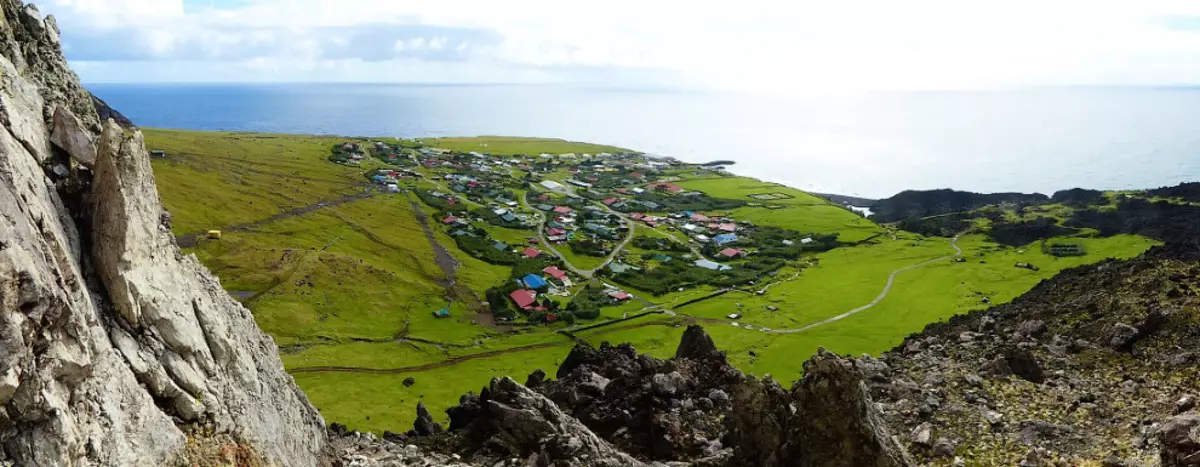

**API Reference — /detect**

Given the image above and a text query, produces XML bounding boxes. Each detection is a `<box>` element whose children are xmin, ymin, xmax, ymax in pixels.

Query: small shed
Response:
<box><xmin>432</xmin><ymin>308</ymin><xmax>451</xmax><ymax>318</ymax></box>
<box><xmin>206</xmin><ymin>230</ymin><xmax>222</xmax><ymax>240</ymax></box>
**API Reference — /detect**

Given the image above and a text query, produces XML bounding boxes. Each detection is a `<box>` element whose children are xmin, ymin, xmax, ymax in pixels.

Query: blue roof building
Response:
<box><xmin>695</xmin><ymin>259</ymin><xmax>733</xmax><ymax>271</ymax></box>
<box><xmin>713</xmin><ymin>233</ymin><xmax>739</xmax><ymax>245</ymax></box>
<box><xmin>522</xmin><ymin>274</ymin><xmax>549</xmax><ymax>289</ymax></box>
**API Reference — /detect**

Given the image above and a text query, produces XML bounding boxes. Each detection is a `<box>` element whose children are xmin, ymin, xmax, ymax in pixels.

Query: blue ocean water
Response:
<box><xmin>87</xmin><ymin>83</ymin><xmax>1200</xmax><ymax>199</ymax></box>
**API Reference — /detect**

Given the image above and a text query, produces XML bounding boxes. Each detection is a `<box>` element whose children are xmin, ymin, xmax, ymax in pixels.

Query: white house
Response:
<box><xmin>540</xmin><ymin>180</ymin><xmax>566</xmax><ymax>191</ymax></box>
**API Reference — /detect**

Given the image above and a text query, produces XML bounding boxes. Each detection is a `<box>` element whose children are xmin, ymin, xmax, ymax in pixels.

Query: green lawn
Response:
<box><xmin>673</xmin><ymin>175</ymin><xmax>884</xmax><ymax>243</ymax></box>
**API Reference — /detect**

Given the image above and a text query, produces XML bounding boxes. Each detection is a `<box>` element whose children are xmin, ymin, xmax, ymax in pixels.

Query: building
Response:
<box><xmin>800</xmin><ymin>238</ymin><xmax>814</xmax><ymax>244</ymax></box>
<box><xmin>509</xmin><ymin>289</ymin><xmax>540</xmax><ymax>311</ymax></box>
<box><xmin>719</xmin><ymin>248</ymin><xmax>744</xmax><ymax>258</ymax></box>
<box><xmin>553</xmin><ymin>206</ymin><xmax>573</xmax><ymax>215</ymax></box>
<box><xmin>540</xmin><ymin>180</ymin><xmax>566</xmax><ymax>192</ymax></box>
<box><xmin>493</xmin><ymin>241</ymin><xmax>510</xmax><ymax>251</ymax></box>
<box><xmin>717</xmin><ymin>223</ymin><xmax>737</xmax><ymax>233</ymax></box>
<box><xmin>543</xmin><ymin>266</ymin><xmax>569</xmax><ymax>282</ymax></box>
<box><xmin>522</xmin><ymin>274</ymin><xmax>549</xmax><ymax>290</ymax></box>
<box><xmin>523</xmin><ymin>248</ymin><xmax>542</xmax><ymax>259</ymax></box>
<box><xmin>432</xmin><ymin>308</ymin><xmax>451</xmax><ymax>318</ymax></box>
<box><xmin>695</xmin><ymin>259</ymin><xmax>732</xmax><ymax>271</ymax></box>
<box><xmin>713</xmin><ymin>233</ymin><xmax>739</xmax><ymax>245</ymax></box>
<box><xmin>607</xmin><ymin>290</ymin><xmax>632</xmax><ymax>301</ymax></box>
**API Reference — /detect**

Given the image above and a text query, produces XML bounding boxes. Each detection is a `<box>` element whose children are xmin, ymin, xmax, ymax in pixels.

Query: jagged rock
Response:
<box><xmin>1178</xmin><ymin>395</ymin><xmax>1197</xmax><ymax>415</ymax></box>
<box><xmin>447</xmin><ymin>392</ymin><xmax>481</xmax><ymax>431</ymax></box>
<box><xmin>1109</xmin><ymin>323</ymin><xmax>1140</xmax><ymax>350</ymax></box>
<box><xmin>676</xmin><ymin>324</ymin><xmax>720</xmax><ymax>360</ymax></box>
<box><xmin>963</xmin><ymin>373</ymin><xmax>984</xmax><ymax>388</ymax></box>
<box><xmin>1017</xmin><ymin>320</ymin><xmax>1047</xmax><ymax>338</ymax></box>
<box><xmin>1003</xmin><ymin>347</ymin><xmax>1045</xmax><ymax>383</ymax></box>
<box><xmin>911</xmin><ymin>422</ymin><xmax>933</xmax><ymax>448</ymax></box>
<box><xmin>984</xmin><ymin>410</ymin><xmax>1005</xmax><ymax>426</ymax></box>
<box><xmin>652</xmin><ymin>371</ymin><xmax>687</xmax><ymax>397</ymax></box>
<box><xmin>786</xmin><ymin>349</ymin><xmax>912</xmax><ymax>466</ymax></box>
<box><xmin>413</xmin><ymin>402</ymin><xmax>442</xmax><ymax>436</ymax></box>
<box><xmin>855</xmin><ymin>355</ymin><xmax>892</xmax><ymax>382</ymax></box>
<box><xmin>467</xmin><ymin>377</ymin><xmax>648</xmax><ymax>466</ymax></box>
<box><xmin>0</xmin><ymin>1</ymin><xmax>327</xmax><ymax>464</ymax></box>
<box><xmin>49</xmin><ymin>105</ymin><xmax>94</xmax><ymax>166</ymax></box>
<box><xmin>90</xmin><ymin>92</ymin><xmax>134</xmax><ymax>129</ymax></box>
<box><xmin>932</xmin><ymin>438</ymin><xmax>956</xmax><ymax>458</ymax></box>
<box><xmin>708</xmin><ymin>389</ymin><xmax>729</xmax><ymax>406</ymax></box>
<box><xmin>1017</xmin><ymin>420</ymin><xmax>1072</xmax><ymax>446</ymax></box>
<box><xmin>1157</xmin><ymin>414</ymin><xmax>1200</xmax><ymax>467</ymax></box>
<box><xmin>525</xmin><ymin>369</ymin><xmax>547</xmax><ymax>388</ymax></box>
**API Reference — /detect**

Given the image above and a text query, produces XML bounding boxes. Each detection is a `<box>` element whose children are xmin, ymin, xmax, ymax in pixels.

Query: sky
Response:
<box><xmin>33</xmin><ymin>0</ymin><xmax>1200</xmax><ymax>93</ymax></box>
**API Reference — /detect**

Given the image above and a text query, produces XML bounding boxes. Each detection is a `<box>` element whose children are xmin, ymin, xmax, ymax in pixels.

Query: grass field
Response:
<box><xmin>148</xmin><ymin>130</ymin><xmax>1161</xmax><ymax>434</ymax></box>
<box><xmin>674</xmin><ymin>175</ymin><xmax>884</xmax><ymax>243</ymax></box>
<box><xmin>420</xmin><ymin>136</ymin><xmax>631</xmax><ymax>156</ymax></box>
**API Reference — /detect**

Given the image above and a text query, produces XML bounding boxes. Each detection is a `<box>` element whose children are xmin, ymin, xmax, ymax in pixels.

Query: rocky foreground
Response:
<box><xmin>332</xmin><ymin>245</ymin><xmax>1200</xmax><ymax>466</ymax></box>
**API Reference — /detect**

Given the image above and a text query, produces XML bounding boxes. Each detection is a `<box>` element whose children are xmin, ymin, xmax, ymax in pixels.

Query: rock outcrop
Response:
<box><xmin>0</xmin><ymin>1</ymin><xmax>326</xmax><ymax>465</ymax></box>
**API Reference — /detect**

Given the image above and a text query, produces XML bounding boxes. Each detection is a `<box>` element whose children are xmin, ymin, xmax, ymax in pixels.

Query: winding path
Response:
<box><xmin>764</xmin><ymin>235</ymin><xmax>962</xmax><ymax>334</ymax></box>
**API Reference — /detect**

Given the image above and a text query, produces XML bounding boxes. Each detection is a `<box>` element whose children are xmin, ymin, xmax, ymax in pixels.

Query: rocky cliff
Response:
<box><xmin>0</xmin><ymin>1</ymin><xmax>326</xmax><ymax>465</ymax></box>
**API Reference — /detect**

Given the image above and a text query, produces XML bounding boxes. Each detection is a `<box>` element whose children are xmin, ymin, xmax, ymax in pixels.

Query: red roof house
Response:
<box><xmin>607</xmin><ymin>290</ymin><xmax>632</xmax><ymax>301</ymax></box>
<box><xmin>543</xmin><ymin>266</ymin><xmax>569</xmax><ymax>281</ymax></box>
<box><xmin>719</xmin><ymin>248</ymin><xmax>744</xmax><ymax>258</ymax></box>
<box><xmin>510</xmin><ymin>289</ymin><xmax>539</xmax><ymax>310</ymax></box>
<box><xmin>546</xmin><ymin>227</ymin><xmax>567</xmax><ymax>236</ymax></box>
<box><xmin>523</xmin><ymin>248</ymin><xmax>542</xmax><ymax>259</ymax></box>
<box><xmin>602</xmin><ymin>198</ymin><xmax>618</xmax><ymax>206</ymax></box>
<box><xmin>718</xmin><ymin>223</ymin><xmax>738</xmax><ymax>232</ymax></box>
<box><xmin>630</xmin><ymin>172</ymin><xmax>645</xmax><ymax>180</ymax></box>
<box><xmin>630</xmin><ymin>213</ymin><xmax>645</xmax><ymax>220</ymax></box>
<box><xmin>442</xmin><ymin>216</ymin><xmax>459</xmax><ymax>225</ymax></box>
<box><xmin>691</xmin><ymin>213</ymin><xmax>711</xmax><ymax>222</ymax></box>
<box><xmin>553</xmin><ymin>206</ymin><xmax>573</xmax><ymax>215</ymax></box>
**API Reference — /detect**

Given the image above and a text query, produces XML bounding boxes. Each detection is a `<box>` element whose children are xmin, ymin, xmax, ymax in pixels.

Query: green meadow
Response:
<box><xmin>147</xmin><ymin>130</ymin><xmax>1159</xmax><ymax>434</ymax></box>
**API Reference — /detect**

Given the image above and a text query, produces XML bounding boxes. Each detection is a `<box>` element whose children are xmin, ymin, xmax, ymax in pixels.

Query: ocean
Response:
<box><xmin>87</xmin><ymin>83</ymin><xmax>1200</xmax><ymax>199</ymax></box>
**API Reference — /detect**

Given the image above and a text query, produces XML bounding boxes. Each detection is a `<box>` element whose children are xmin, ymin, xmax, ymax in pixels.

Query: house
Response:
<box><xmin>695</xmin><ymin>259</ymin><xmax>732</xmax><ymax>271</ymax></box>
<box><xmin>540</xmin><ymin>180</ymin><xmax>566</xmax><ymax>191</ymax></box>
<box><xmin>607</xmin><ymin>290</ymin><xmax>632</xmax><ymax>301</ymax></box>
<box><xmin>567</xmin><ymin>179</ymin><xmax>593</xmax><ymax>189</ymax></box>
<box><xmin>509</xmin><ymin>289</ymin><xmax>540</xmax><ymax>311</ymax></box>
<box><xmin>608</xmin><ymin>263</ymin><xmax>639</xmax><ymax>274</ymax></box>
<box><xmin>432</xmin><ymin>308</ymin><xmax>451</xmax><ymax>319</ymax></box>
<box><xmin>543</xmin><ymin>266</ymin><xmax>569</xmax><ymax>282</ymax></box>
<box><xmin>442</xmin><ymin>216</ymin><xmax>460</xmax><ymax>225</ymax></box>
<box><xmin>451</xmin><ymin>229</ymin><xmax>469</xmax><ymax>237</ymax></box>
<box><xmin>690</xmin><ymin>213</ymin><xmax>710</xmax><ymax>222</ymax></box>
<box><xmin>546</xmin><ymin>227</ymin><xmax>567</xmax><ymax>237</ymax></box>
<box><xmin>717</xmin><ymin>223</ymin><xmax>738</xmax><ymax>233</ymax></box>
<box><xmin>650</xmin><ymin>254</ymin><xmax>673</xmax><ymax>262</ymax></box>
<box><xmin>640</xmin><ymin>200</ymin><xmax>663</xmax><ymax>210</ymax></box>
<box><xmin>719</xmin><ymin>248</ymin><xmax>744</xmax><ymax>258</ymax></box>
<box><xmin>602</xmin><ymin>198</ymin><xmax>618</xmax><ymax>206</ymax></box>
<box><xmin>386</xmin><ymin>184</ymin><xmax>401</xmax><ymax>193</ymax></box>
<box><xmin>727</xmin><ymin>313</ymin><xmax>742</xmax><ymax>320</ymax></box>
<box><xmin>553</xmin><ymin>206</ymin><xmax>574</xmax><ymax>215</ymax></box>
<box><xmin>493</xmin><ymin>241</ymin><xmax>510</xmax><ymax>251</ymax></box>
<box><xmin>800</xmin><ymin>237</ymin><xmax>814</xmax><ymax>244</ymax></box>
<box><xmin>523</xmin><ymin>247</ymin><xmax>542</xmax><ymax>259</ymax></box>
<box><xmin>630</xmin><ymin>213</ymin><xmax>645</xmax><ymax>220</ymax></box>
<box><xmin>501</xmin><ymin>213</ymin><xmax>519</xmax><ymax>223</ymax></box>
<box><xmin>681</xmin><ymin>223</ymin><xmax>700</xmax><ymax>233</ymax></box>
<box><xmin>782</xmin><ymin>240</ymin><xmax>795</xmax><ymax>246</ymax></box>
<box><xmin>695</xmin><ymin>234</ymin><xmax>711</xmax><ymax>243</ymax></box>
<box><xmin>536</xmin><ymin>204</ymin><xmax>554</xmax><ymax>211</ymax></box>
<box><xmin>713</xmin><ymin>233</ymin><xmax>739</xmax><ymax>245</ymax></box>
<box><xmin>522</xmin><ymin>274</ymin><xmax>549</xmax><ymax>290</ymax></box>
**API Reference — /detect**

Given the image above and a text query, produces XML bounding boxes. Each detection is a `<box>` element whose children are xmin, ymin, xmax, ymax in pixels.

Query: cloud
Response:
<box><xmin>34</xmin><ymin>0</ymin><xmax>1200</xmax><ymax>91</ymax></box>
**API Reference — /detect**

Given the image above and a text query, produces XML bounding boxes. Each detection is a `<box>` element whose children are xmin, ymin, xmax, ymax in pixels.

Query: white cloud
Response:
<box><xmin>33</xmin><ymin>0</ymin><xmax>1200</xmax><ymax>91</ymax></box>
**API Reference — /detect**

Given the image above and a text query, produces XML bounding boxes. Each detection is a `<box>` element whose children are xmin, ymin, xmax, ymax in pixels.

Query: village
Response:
<box><xmin>329</xmin><ymin>139</ymin><xmax>841</xmax><ymax>326</ymax></box>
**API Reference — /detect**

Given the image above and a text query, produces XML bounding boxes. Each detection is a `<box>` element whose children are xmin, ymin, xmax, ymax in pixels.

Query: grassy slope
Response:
<box><xmin>149</xmin><ymin>130</ymin><xmax>1160</xmax><ymax>434</ymax></box>
<box><xmin>674</xmin><ymin>174</ymin><xmax>884</xmax><ymax>243</ymax></box>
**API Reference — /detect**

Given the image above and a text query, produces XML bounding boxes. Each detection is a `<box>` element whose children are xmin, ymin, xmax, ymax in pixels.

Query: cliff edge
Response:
<box><xmin>0</xmin><ymin>1</ymin><xmax>326</xmax><ymax>465</ymax></box>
